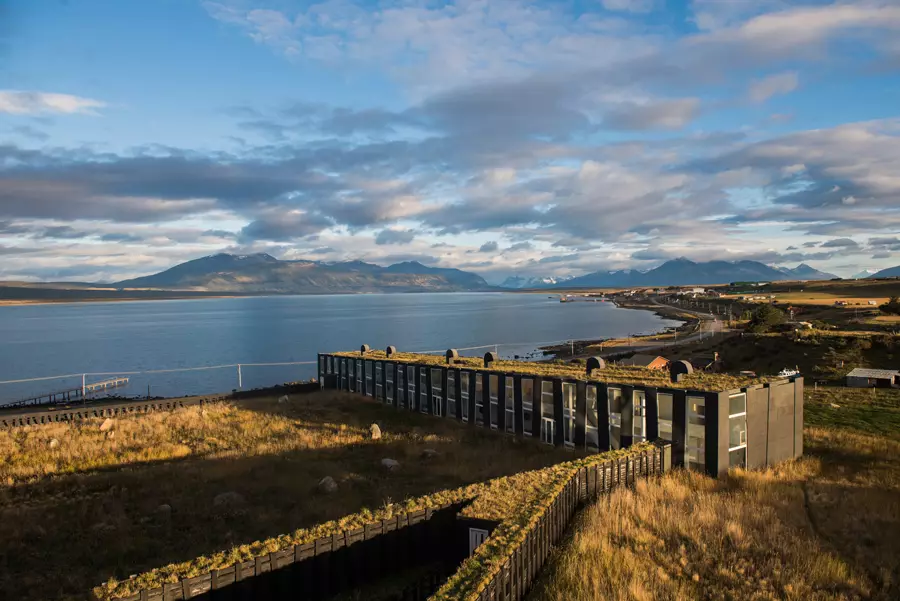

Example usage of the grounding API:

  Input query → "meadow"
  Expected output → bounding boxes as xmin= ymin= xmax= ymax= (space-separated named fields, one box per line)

xmin=529 ymin=388 xmax=900 ymax=601
xmin=0 ymin=391 xmax=574 ymax=601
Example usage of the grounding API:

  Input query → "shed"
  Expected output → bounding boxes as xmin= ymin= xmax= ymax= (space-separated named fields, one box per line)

xmin=620 ymin=354 xmax=669 ymax=370
xmin=846 ymin=368 xmax=900 ymax=388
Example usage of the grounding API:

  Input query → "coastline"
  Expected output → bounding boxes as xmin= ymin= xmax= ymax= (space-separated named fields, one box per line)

xmin=538 ymin=298 xmax=699 ymax=358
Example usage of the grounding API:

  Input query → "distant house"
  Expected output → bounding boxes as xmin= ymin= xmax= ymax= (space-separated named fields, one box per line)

xmin=620 ymin=354 xmax=669 ymax=370
xmin=846 ymin=368 xmax=900 ymax=388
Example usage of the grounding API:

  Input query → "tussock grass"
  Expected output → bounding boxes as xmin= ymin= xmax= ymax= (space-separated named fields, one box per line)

xmin=335 ymin=351 xmax=771 ymax=391
xmin=530 ymin=425 xmax=900 ymax=601
xmin=0 ymin=391 xmax=574 ymax=601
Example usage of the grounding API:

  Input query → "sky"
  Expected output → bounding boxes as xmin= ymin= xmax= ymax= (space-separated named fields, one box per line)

xmin=1 ymin=0 xmax=900 ymax=284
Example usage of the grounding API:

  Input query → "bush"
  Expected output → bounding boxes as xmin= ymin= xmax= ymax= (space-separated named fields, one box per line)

xmin=880 ymin=296 xmax=900 ymax=315
xmin=747 ymin=305 xmax=786 ymax=333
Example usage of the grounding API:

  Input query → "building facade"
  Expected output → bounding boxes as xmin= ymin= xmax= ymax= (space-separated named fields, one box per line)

xmin=318 ymin=351 xmax=803 ymax=478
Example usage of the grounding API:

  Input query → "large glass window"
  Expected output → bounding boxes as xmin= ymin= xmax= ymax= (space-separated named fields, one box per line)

xmin=475 ymin=374 xmax=484 ymax=425
xmin=633 ymin=390 xmax=646 ymax=443
xmin=608 ymin=388 xmax=623 ymax=450
xmin=657 ymin=393 xmax=674 ymax=442
xmin=586 ymin=385 xmax=599 ymax=451
xmin=341 ymin=359 xmax=348 ymax=389
xmin=375 ymin=363 xmax=383 ymax=399
xmin=386 ymin=364 xmax=393 ymax=401
xmin=365 ymin=361 xmax=373 ymax=396
xmin=407 ymin=366 xmax=416 ymax=409
xmin=420 ymin=370 xmax=428 ymax=413
xmin=356 ymin=360 xmax=363 ymax=392
xmin=396 ymin=368 xmax=405 ymax=407
xmin=505 ymin=377 xmax=515 ymax=433
xmin=431 ymin=368 xmax=443 ymax=416
xmin=541 ymin=381 xmax=554 ymax=443
xmin=460 ymin=372 xmax=470 ymax=421
xmin=562 ymin=383 xmax=576 ymax=447
xmin=687 ymin=396 xmax=706 ymax=471
xmin=521 ymin=379 xmax=534 ymax=435
xmin=447 ymin=372 xmax=456 ymax=416
xmin=729 ymin=393 xmax=747 ymax=468
xmin=489 ymin=375 xmax=499 ymax=429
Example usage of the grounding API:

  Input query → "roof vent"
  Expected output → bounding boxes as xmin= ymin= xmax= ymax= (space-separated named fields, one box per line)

xmin=586 ymin=356 xmax=606 ymax=375
xmin=483 ymin=351 xmax=498 ymax=368
xmin=360 ymin=344 xmax=370 ymax=355
xmin=445 ymin=349 xmax=459 ymax=364
xmin=669 ymin=360 xmax=693 ymax=383
xmin=385 ymin=346 xmax=397 ymax=358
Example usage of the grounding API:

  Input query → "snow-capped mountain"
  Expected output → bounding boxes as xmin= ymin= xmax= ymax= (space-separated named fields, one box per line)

xmin=500 ymin=275 xmax=574 ymax=289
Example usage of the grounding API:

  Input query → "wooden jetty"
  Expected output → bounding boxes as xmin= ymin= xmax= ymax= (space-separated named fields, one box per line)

xmin=5 ymin=377 xmax=130 ymax=409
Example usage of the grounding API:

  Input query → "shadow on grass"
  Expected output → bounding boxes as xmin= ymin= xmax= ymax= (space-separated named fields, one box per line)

xmin=0 ymin=393 xmax=573 ymax=601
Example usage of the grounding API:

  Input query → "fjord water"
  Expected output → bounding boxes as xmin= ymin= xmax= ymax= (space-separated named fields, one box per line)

xmin=0 ymin=293 xmax=679 ymax=404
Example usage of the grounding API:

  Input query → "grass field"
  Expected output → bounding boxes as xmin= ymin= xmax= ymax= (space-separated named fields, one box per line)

xmin=0 ymin=391 xmax=575 ymax=601
xmin=528 ymin=386 xmax=900 ymax=601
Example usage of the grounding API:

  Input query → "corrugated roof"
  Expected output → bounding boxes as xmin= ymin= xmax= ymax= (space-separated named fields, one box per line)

xmin=846 ymin=368 xmax=900 ymax=379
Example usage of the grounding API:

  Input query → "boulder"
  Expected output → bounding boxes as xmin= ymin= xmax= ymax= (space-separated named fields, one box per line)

xmin=213 ymin=491 xmax=246 ymax=509
xmin=49 ymin=438 xmax=60 ymax=449
xmin=318 ymin=476 xmax=338 ymax=494
xmin=156 ymin=504 xmax=172 ymax=518
xmin=278 ymin=395 xmax=290 ymax=404
xmin=381 ymin=458 xmax=400 ymax=471
xmin=99 ymin=418 xmax=115 ymax=432
xmin=369 ymin=423 xmax=382 ymax=440
xmin=420 ymin=448 xmax=440 ymax=460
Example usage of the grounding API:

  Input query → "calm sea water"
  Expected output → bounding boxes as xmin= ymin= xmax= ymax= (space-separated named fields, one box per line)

xmin=0 ymin=293 xmax=679 ymax=404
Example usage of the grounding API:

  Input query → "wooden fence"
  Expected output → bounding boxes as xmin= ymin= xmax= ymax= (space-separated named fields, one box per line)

xmin=461 ymin=443 xmax=671 ymax=601
xmin=115 ymin=502 xmax=467 ymax=601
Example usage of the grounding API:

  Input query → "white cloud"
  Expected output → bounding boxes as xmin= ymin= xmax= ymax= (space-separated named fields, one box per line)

xmin=748 ymin=71 xmax=798 ymax=103
xmin=0 ymin=91 xmax=106 ymax=116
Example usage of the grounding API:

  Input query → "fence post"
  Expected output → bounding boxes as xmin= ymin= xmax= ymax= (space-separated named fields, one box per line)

xmin=237 ymin=364 xmax=242 ymax=390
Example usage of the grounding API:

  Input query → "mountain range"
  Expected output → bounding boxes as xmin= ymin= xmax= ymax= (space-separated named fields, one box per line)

xmin=500 ymin=275 xmax=574 ymax=289
xmin=545 ymin=259 xmax=838 ymax=288
xmin=870 ymin=264 xmax=900 ymax=279
xmin=115 ymin=254 xmax=493 ymax=293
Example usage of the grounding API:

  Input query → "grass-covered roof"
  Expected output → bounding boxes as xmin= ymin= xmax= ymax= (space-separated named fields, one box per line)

xmin=332 ymin=350 xmax=774 ymax=392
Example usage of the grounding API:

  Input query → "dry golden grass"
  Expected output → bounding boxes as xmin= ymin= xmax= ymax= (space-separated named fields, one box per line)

xmin=0 ymin=391 xmax=575 ymax=601
xmin=335 ymin=351 xmax=771 ymax=391
xmin=529 ymin=427 xmax=900 ymax=601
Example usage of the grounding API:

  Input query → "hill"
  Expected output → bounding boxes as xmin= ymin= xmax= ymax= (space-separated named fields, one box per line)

xmin=113 ymin=254 xmax=493 ymax=293
xmin=869 ymin=264 xmax=900 ymax=279
xmin=555 ymin=258 xmax=834 ymax=288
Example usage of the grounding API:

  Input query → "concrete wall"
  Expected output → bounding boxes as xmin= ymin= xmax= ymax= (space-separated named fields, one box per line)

xmin=766 ymin=380 xmax=797 ymax=465
xmin=745 ymin=385 xmax=769 ymax=470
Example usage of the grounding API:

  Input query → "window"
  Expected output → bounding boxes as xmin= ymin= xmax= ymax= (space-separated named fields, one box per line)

xmin=586 ymin=386 xmax=599 ymax=451
xmin=475 ymin=374 xmax=484 ymax=425
xmin=657 ymin=393 xmax=674 ymax=442
xmin=447 ymin=372 xmax=456 ymax=416
xmin=419 ymin=370 xmax=428 ymax=413
xmin=386 ymin=364 xmax=393 ymax=401
xmin=687 ymin=396 xmax=706 ymax=471
xmin=489 ymin=374 xmax=499 ymax=429
xmin=340 ymin=359 xmax=348 ymax=389
xmin=540 ymin=381 xmax=554 ymax=442
xmin=319 ymin=356 xmax=326 ymax=383
xmin=608 ymin=388 xmax=623 ymax=450
xmin=407 ymin=366 xmax=416 ymax=409
xmin=505 ymin=377 xmax=515 ymax=433
xmin=460 ymin=372 xmax=470 ymax=421
xmin=356 ymin=360 xmax=363 ymax=392
xmin=396 ymin=368 xmax=405 ymax=407
xmin=562 ymin=383 xmax=576 ymax=447
xmin=728 ymin=393 xmax=747 ymax=468
xmin=375 ymin=363 xmax=383 ymax=399
xmin=521 ymin=379 xmax=534 ymax=435
xmin=326 ymin=356 xmax=332 ymax=375
xmin=365 ymin=361 xmax=373 ymax=396
xmin=633 ymin=390 xmax=646 ymax=443
xmin=431 ymin=368 xmax=443 ymax=416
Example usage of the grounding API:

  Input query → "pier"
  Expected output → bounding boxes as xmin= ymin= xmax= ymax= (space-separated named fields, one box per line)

xmin=5 ymin=377 xmax=130 ymax=409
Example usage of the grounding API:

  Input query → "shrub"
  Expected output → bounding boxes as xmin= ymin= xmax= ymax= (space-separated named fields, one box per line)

xmin=747 ymin=305 xmax=786 ymax=333
xmin=879 ymin=295 xmax=900 ymax=315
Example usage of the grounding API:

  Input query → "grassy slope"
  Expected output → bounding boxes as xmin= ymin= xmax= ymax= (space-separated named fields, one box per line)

xmin=0 ymin=391 xmax=575 ymax=601
xmin=528 ymin=389 xmax=900 ymax=601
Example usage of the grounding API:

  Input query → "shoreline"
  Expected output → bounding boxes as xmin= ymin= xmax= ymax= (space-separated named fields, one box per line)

xmin=539 ymin=299 xmax=700 ymax=358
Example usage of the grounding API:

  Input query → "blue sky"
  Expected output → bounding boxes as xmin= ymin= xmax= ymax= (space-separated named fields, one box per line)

xmin=1 ymin=0 xmax=900 ymax=283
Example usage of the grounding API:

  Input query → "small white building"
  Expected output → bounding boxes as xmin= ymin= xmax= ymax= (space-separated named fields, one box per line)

xmin=846 ymin=368 xmax=900 ymax=388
